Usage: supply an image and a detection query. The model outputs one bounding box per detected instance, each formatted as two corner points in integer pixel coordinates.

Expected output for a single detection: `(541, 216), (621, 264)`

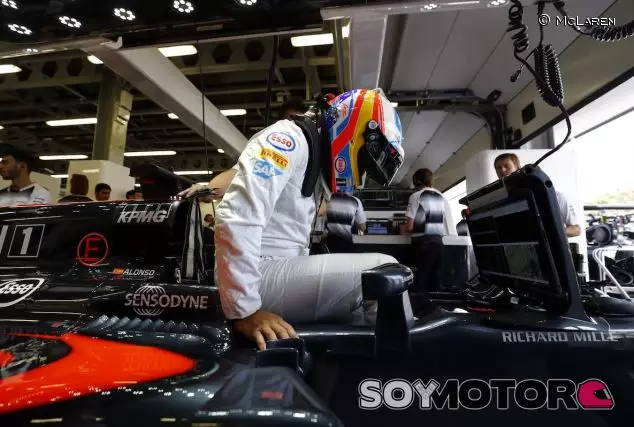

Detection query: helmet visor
(361, 120), (403, 186)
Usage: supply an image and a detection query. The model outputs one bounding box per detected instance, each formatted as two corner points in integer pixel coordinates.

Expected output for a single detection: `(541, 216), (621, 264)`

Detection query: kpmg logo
(116, 203), (172, 225)
(359, 378), (614, 411)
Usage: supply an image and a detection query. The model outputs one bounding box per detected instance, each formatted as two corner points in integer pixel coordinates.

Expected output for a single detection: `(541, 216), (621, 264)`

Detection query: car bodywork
(1, 167), (634, 426)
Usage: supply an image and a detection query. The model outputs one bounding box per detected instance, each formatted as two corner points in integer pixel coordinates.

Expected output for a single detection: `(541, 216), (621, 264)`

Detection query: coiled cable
(554, 1), (634, 42)
(507, 0), (564, 108)
(506, 0), (571, 167)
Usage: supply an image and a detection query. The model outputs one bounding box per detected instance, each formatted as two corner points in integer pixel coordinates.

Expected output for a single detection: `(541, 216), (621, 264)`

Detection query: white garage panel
(394, 111), (448, 184)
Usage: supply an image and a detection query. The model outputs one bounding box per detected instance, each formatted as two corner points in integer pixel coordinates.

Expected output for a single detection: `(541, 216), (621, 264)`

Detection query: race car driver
(182, 89), (410, 350)
(0, 147), (51, 206)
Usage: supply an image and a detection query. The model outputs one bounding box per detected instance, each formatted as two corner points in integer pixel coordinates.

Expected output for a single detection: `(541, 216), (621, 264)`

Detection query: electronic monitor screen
(366, 220), (390, 235)
(467, 197), (556, 292)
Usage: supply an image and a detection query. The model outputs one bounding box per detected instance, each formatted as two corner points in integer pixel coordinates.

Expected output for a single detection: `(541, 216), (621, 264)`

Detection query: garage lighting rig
(1, 0), (17, 10)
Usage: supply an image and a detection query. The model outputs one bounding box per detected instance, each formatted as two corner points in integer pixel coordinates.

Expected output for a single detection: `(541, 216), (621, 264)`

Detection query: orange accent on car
(0, 351), (13, 366)
(0, 333), (195, 415)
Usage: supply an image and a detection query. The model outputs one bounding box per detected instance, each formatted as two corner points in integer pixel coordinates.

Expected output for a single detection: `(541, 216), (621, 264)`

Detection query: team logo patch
(266, 132), (296, 152)
(259, 148), (289, 170)
(0, 278), (45, 308)
(253, 159), (283, 180)
(335, 156), (347, 173)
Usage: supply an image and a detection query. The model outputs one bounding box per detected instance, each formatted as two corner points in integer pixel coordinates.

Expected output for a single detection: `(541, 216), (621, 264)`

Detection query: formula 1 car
(1, 166), (634, 427)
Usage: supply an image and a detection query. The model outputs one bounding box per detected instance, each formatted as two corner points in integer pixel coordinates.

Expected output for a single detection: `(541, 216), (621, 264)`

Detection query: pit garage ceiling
(338, 0), (617, 187)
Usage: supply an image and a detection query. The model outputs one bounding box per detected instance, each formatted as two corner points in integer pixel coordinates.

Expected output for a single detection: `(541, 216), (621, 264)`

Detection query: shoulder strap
(291, 115), (328, 198)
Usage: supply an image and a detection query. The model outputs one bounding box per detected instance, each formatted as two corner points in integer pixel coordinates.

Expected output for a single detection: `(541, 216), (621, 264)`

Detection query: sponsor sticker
(253, 159), (283, 180)
(76, 233), (109, 267)
(124, 284), (209, 317)
(259, 148), (289, 170)
(116, 203), (173, 225)
(335, 156), (347, 174)
(266, 132), (296, 152)
(112, 268), (157, 279)
(0, 278), (45, 308)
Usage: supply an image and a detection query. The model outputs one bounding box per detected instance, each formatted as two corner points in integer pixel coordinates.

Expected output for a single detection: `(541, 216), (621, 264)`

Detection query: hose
(264, 35), (279, 127)
(554, 1), (634, 42)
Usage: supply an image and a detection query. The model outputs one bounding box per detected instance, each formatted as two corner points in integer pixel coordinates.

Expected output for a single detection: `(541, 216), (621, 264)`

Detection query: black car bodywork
(1, 166), (634, 426)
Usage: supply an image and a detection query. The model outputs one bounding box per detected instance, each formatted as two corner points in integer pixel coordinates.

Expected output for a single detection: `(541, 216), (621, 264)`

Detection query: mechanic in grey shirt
(322, 192), (366, 253)
(494, 153), (581, 237)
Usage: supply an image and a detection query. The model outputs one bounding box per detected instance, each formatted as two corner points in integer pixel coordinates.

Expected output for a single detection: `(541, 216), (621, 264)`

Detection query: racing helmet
(324, 88), (404, 193)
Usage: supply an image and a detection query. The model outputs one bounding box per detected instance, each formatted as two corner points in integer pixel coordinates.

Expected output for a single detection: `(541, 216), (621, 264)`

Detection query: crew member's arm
(443, 196), (457, 236)
(207, 168), (238, 200)
(214, 124), (305, 349)
(558, 192), (582, 237)
(404, 192), (418, 234)
(354, 196), (367, 233)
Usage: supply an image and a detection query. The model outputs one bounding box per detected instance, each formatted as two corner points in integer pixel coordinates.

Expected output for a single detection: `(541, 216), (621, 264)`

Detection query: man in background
(59, 174), (92, 202)
(322, 192), (366, 253)
(493, 152), (581, 237)
(126, 189), (144, 200)
(0, 148), (51, 206)
(94, 183), (111, 201)
(405, 168), (455, 292)
(279, 97), (309, 119)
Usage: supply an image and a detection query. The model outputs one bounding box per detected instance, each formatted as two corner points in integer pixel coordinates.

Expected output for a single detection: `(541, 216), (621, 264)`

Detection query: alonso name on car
(116, 203), (172, 225)
(112, 268), (156, 278)
(0, 278), (45, 308)
(124, 284), (209, 317)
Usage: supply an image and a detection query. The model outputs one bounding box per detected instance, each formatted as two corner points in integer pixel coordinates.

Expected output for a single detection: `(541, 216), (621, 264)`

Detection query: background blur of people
(59, 174), (92, 202)
(279, 97), (309, 119)
(0, 147), (51, 206)
(126, 189), (144, 200)
(94, 183), (111, 201)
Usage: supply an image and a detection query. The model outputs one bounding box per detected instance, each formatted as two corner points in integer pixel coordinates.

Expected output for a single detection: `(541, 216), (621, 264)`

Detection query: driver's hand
(234, 310), (297, 351)
(177, 183), (209, 199)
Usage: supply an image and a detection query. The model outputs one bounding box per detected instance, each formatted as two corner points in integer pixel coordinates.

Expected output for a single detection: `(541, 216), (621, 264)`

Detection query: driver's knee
(373, 253), (398, 266)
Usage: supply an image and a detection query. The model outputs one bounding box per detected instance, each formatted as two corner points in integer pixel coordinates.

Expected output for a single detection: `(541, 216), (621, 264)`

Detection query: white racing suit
(214, 119), (412, 322)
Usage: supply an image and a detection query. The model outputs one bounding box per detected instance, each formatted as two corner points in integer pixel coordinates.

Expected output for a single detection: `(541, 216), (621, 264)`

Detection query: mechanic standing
(0, 147), (51, 206)
(494, 153), (581, 237)
(404, 168), (456, 292)
(322, 192), (367, 253)
(182, 89), (411, 350)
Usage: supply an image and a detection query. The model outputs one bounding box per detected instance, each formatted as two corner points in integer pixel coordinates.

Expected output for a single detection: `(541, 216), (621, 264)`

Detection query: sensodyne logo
(116, 203), (172, 225)
(124, 284), (209, 317)
(0, 278), (45, 308)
